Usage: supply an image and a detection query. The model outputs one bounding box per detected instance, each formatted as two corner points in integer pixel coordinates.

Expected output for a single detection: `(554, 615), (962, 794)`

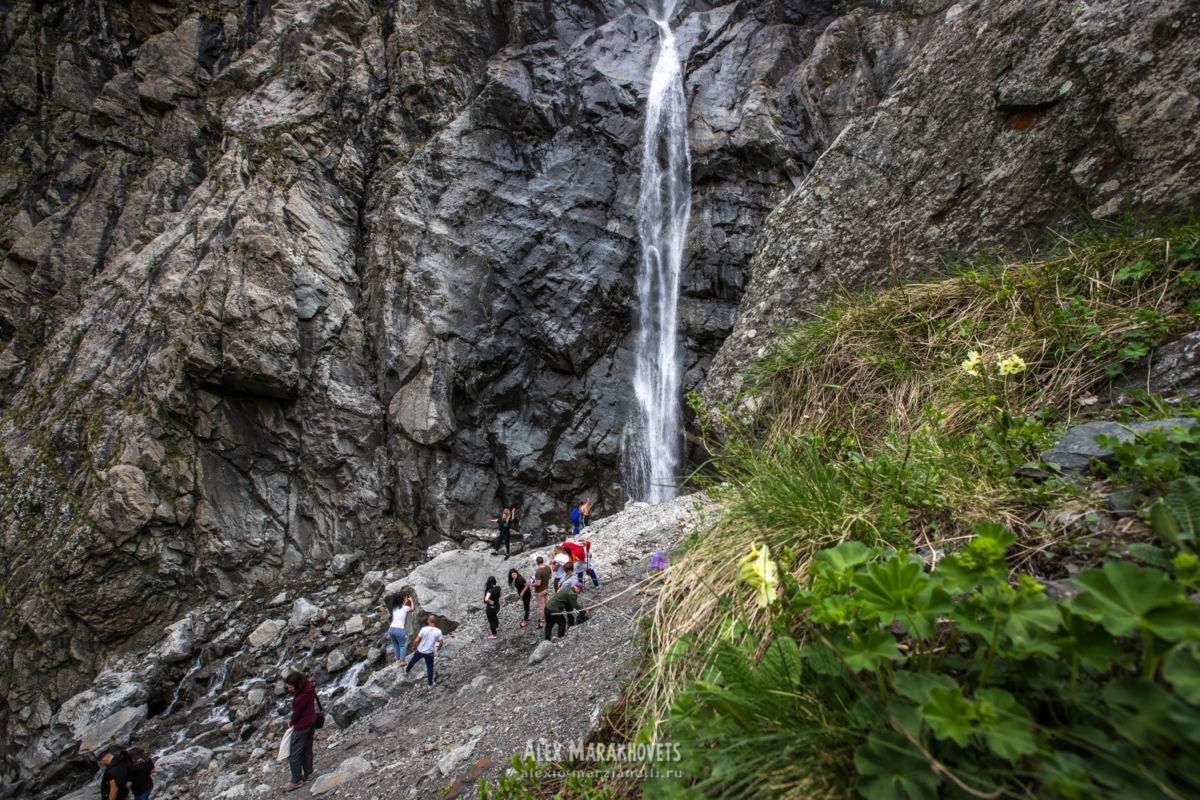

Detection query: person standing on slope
(282, 671), (318, 791)
(484, 576), (502, 639)
(580, 496), (591, 527)
(581, 539), (600, 587)
(570, 503), (582, 536)
(96, 748), (131, 800)
(508, 567), (532, 627)
(561, 539), (587, 587)
(532, 556), (552, 628)
(406, 614), (444, 687)
(490, 508), (513, 556)
(127, 747), (155, 800)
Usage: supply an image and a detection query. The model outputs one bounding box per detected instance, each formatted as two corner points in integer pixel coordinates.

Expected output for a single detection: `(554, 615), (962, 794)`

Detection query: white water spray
(626, 0), (691, 504)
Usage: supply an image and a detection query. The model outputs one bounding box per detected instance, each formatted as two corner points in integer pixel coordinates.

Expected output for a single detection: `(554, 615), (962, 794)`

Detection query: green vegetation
(481, 214), (1200, 799)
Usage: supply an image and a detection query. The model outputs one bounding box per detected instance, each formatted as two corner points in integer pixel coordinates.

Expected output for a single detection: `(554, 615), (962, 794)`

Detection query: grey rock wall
(704, 0), (1200, 409)
(0, 0), (847, 784)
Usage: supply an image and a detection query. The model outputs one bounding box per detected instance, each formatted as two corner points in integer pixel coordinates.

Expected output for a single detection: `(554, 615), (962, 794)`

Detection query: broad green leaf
(853, 556), (951, 638)
(815, 541), (875, 573)
(1067, 561), (1200, 641)
(892, 671), (956, 704)
(1102, 677), (1177, 748)
(1038, 751), (1098, 798)
(810, 594), (858, 626)
(1163, 643), (1200, 704)
(854, 731), (940, 800)
(974, 688), (1039, 760)
(1058, 608), (1129, 670)
(848, 693), (888, 730)
(800, 637), (847, 677)
(1000, 578), (1063, 651)
(839, 629), (904, 673)
(920, 686), (975, 747)
(1167, 696), (1200, 743)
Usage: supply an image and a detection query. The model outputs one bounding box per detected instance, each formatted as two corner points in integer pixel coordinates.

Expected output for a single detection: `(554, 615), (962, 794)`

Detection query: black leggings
(493, 529), (510, 554)
(405, 650), (435, 685)
(520, 592), (531, 621)
(486, 606), (500, 635)
(544, 611), (578, 640)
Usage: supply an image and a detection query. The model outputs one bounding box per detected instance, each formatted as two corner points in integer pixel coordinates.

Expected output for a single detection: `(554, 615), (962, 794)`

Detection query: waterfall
(626, 0), (691, 504)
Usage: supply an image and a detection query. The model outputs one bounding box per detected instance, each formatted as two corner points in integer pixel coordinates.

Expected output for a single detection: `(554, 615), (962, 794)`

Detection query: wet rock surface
(30, 496), (703, 799)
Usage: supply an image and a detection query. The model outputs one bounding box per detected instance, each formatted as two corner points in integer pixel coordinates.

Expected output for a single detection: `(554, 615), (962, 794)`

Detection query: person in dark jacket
(484, 576), (502, 639)
(543, 583), (588, 642)
(283, 671), (318, 790)
(508, 567), (532, 627)
(97, 748), (131, 800)
(127, 747), (155, 800)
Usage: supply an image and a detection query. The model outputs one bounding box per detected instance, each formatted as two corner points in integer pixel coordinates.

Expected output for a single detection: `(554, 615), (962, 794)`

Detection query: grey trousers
(289, 725), (314, 783)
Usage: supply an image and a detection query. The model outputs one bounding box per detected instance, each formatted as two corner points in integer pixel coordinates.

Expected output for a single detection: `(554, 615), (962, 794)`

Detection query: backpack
(570, 507), (580, 523)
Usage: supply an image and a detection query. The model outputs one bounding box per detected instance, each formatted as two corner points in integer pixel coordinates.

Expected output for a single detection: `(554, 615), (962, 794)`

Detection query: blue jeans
(134, 793), (152, 800)
(388, 627), (408, 661)
(406, 649), (435, 685)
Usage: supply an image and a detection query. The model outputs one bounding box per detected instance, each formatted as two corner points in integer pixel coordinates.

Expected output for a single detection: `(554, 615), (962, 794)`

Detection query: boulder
(55, 671), (149, 740)
(528, 640), (556, 665)
(342, 615), (366, 636)
(329, 664), (419, 728)
(1041, 418), (1199, 472)
(289, 598), (324, 631)
(326, 650), (349, 673)
(329, 551), (363, 578)
(246, 619), (287, 648)
(310, 756), (371, 795)
(1118, 332), (1200, 404)
(405, 550), (522, 630)
(79, 705), (147, 755)
(438, 741), (476, 776)
(361, 571), (386, 594)
(156, 618), (195, 664)
(267, 591), (288, 608)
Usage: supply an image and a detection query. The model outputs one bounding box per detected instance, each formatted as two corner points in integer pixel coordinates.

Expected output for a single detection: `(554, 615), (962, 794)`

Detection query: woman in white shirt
(387, 592), (414, 665)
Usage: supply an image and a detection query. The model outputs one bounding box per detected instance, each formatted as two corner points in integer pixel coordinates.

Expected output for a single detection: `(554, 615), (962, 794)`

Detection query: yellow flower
(960, 350), (982, 377)
(997, 354), (1027, 375)
(736, 542), (779, 609)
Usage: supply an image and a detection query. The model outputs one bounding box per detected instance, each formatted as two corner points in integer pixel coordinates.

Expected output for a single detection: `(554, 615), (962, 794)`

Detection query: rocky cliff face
(704, 0), (1200, 409)
(0, 0), (851, 785)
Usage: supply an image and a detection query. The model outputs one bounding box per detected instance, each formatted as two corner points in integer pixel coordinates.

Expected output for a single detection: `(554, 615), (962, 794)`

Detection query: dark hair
(485, 576), (497, 589)
(284, 671), (307, 691)
(389, 592), (409, 610)
(507, 568), (521, 587)
(127, 747), (150, 766)
(536, 556), (544, 564)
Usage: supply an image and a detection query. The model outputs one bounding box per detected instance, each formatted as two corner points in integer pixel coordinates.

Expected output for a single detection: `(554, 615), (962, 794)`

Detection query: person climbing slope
(490, 508), (513, 556)
(406, 614), (444, 687)
(570, 503), (582, 535)
(508, 567), (532, 627)
(387, 591), (414, 665)
(561, 539), (587, 587)
(484, 576), (502, 639)
(581, 538), (600, 587)
(543, 582), (589, 642)
(282, 671), (319, 791)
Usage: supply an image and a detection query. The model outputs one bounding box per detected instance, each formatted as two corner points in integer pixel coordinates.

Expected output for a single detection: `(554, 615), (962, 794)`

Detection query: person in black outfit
(127, 747), (155, 800)
(508, 567), (532, 627)
(489, 508), (513, 555)
(484, 576), (502, 638)
(97, 748), (131, 800)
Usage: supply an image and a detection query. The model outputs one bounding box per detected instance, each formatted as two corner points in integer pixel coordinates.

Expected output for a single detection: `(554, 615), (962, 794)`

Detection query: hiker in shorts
(532, 556), (553, 628)
(406, 614), (444, 687)
(544, 583), (588, 642)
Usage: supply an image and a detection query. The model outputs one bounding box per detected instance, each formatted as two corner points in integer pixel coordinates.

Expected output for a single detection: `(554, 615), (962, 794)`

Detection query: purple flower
(649, 550), (668, 571)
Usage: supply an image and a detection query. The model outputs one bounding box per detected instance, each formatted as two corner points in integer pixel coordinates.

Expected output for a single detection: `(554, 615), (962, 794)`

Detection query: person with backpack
(97, 747), (131, 800)
(484, 576), (502, 639)
(561, 540), (587, 587)
(581, 539), (600, 587)
(282, 671), (319, 790)
(544, 583), (588, 641)
(127, 747), (155, 800)
(405, 614), (444, 687)
(508, 567), (532, 627)
(532, 556), (552, 628)
(387, 591), (414, 665)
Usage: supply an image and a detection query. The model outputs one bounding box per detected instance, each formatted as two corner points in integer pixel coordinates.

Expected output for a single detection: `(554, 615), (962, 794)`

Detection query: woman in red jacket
(283, 672), (318, 790)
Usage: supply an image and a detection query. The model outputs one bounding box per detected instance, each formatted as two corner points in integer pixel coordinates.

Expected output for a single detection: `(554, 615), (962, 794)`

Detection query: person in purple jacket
(282, 671), (318, 790)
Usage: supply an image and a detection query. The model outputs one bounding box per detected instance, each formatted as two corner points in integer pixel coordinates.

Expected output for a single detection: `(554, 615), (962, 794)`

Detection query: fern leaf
(1164, 478), (1200, 543)
(757, 636), (803, 694)
(715, 639), (757, 693)
(1128, 543), (1175, 570)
